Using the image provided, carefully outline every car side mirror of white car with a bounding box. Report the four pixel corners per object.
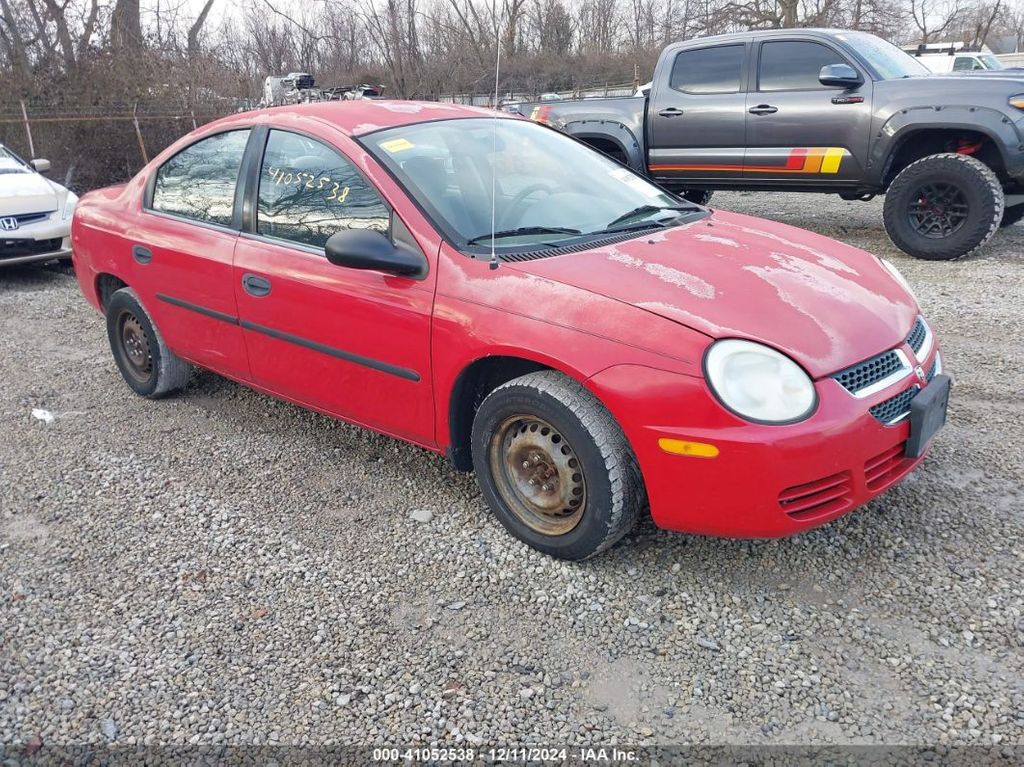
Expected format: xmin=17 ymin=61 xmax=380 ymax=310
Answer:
xmin=30 ymin=158 xmax=51 ymax=173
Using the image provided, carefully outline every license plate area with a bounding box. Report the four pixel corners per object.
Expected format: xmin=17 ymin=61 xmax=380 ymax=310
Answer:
xmin=905 ymin=374 xmax=951 ymax=458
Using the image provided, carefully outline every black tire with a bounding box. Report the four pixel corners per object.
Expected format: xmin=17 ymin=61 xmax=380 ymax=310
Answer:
xmin=470 ymin=371 xmax=644 ymax=560
xmin=1000 ymin=202 xmax=1024 ymax=228
xmin=106 ymin=287 xmax=191 ymax=398
xmin=681 ymin=189 xmax=714 ymax=206
xmin=882 ymin=153 xmax=1003 ymax=260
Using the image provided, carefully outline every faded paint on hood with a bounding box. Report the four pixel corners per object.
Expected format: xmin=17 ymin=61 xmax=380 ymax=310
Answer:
xmin=506 ymin=210 xmax=918 ymax=378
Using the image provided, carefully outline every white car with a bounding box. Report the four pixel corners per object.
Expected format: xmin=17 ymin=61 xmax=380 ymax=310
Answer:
xmin=0 ymin=144 xmax=76 ymax=267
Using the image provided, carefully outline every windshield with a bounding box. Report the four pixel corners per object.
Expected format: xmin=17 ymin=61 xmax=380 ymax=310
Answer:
xmin=836 ymin=32 xmax=929 ymax=79
xmin=979 ymin=54 xmax=1004 ymax=70
xmin=0 ymin=147 xmax=28 ymax=175
xmin=364 ymin=118 xmax=699 ymax=251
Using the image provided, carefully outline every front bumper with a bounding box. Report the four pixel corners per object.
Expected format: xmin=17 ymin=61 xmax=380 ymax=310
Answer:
xmin=1 ymin=216 xmax=72 ymax=266
xmin=587 ymin=339 xmax=943 ymax=538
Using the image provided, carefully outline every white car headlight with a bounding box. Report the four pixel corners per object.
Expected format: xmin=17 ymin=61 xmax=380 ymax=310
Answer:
xmin=704 ymin=339 xmax=817 ymax=424
xmin=880 ymin=258 xmax=917 ymax=303
xmin=62 ymin=192 xmax=78 ymax=220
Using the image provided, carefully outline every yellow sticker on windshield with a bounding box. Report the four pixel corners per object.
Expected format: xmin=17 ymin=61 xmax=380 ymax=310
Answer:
xmin=380 ymin=138 xmax=414 ymax=153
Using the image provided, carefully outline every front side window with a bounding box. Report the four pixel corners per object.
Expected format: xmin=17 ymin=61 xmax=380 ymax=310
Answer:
xmin=670 ymin=45 xmax=745 ymax=94
xmin=151 ymin=130 xmax=250 ymax=226
xmin=364 ymin=118 xmax=703 ymax=252
xmin=257 ymin=130 xmax=389 ymax=249
xmin=953 ymin=56 xmax=985 ymax=71
xmin=759 ymin=41 xmax=849 ymax=91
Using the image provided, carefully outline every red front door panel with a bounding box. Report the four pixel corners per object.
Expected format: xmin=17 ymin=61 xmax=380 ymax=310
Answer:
xmin=231 ymin=235 xmax=436 ymax=446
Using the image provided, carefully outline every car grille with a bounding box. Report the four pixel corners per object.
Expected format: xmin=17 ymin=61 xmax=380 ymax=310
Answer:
xmin=0 ymin=237 xmax=63 ymax=259
xmin=869 ymin=385 xmax=920 ymax=424
xmin=865 ymin=443 xmax=913 ymax=492
xmin=906 ymin=317 xmax=927 ymax=355
xmin=832 ymin=350 xmax=906 ymax=395
xmin=926 ymin=356 xmax=938 ymax=382
xmin=778 ymin=470 xmax=854 ymax=520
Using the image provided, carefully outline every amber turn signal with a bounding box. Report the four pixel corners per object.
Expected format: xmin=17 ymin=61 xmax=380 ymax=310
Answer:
xmin=658 ymin=438 xmax=720 ymax=458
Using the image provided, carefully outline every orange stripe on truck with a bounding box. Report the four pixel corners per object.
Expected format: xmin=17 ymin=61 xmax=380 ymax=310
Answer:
xmin=650 ymin=147 xmax=847 ymax=175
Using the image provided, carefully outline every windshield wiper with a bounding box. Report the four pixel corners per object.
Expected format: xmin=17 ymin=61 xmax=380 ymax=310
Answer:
xmin=466 ymin=226 xmax=581 ymax=246
xmin=604 ymin=204 xmax=695 ymax=232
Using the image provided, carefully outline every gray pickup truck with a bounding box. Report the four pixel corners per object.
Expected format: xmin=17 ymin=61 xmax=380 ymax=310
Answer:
xmin=524 ymin=28 xmax=1024 ymax=260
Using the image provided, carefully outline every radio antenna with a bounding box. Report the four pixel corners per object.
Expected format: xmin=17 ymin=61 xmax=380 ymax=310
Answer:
xmin=488 ymin=11 xmax=502 ymax=270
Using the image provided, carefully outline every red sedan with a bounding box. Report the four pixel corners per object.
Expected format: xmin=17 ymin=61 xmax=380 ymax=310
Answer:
xmin=72 ymin=102 xmax=950 ymax=560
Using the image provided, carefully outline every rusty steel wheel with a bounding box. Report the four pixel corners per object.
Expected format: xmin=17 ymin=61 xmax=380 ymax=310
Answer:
xmin=116 ymin=310 xmax=154 ymax=385
xmin=488 ymin=414 xmax=588 ymax=536
xmin=105 ymin=288 xmax=191 ymax=398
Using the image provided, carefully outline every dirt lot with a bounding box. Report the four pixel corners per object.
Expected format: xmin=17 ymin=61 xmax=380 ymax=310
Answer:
xmin=1 ymin=192 xmax=1022 ymax=750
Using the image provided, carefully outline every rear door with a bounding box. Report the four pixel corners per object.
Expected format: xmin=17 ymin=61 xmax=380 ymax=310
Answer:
xmin=139 ymin=129 xmax=252 ymax=380
xmin=231 ymin=128 xmax=436 ymax=445
xmin=744 ymin=38 xmax=872 ymax=186
xmin=647 ymin=41 xmax=750 ymax=185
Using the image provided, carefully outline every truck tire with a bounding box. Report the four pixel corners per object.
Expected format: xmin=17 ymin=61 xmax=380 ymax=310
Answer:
xmin=106 ymin=287 xmax=192 ymax=398
xmin=1000 ymin=203 xmax=1024 ymax=228
xmin=882 ymin=153 xmax=1003 ymax=260
xmin=681 ymin=190 xmax=714 ymax=206
xmin=470 ymin=371 xmax=644 ymax=560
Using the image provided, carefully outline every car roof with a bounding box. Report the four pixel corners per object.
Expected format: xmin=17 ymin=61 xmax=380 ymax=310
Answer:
xmin=671 ymin=27 xmax=860 ymax=47
xmin=206 ymin=100 xmax=508 ymax=138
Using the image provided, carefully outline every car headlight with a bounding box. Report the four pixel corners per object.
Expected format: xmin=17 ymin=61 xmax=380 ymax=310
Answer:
xmin=704 ymin=339 xmax=817 ymax=424
xmin=880 ymin=257 xmax=917 ymax=303
xmin=62 ymin=192 xmax=78 ymax=220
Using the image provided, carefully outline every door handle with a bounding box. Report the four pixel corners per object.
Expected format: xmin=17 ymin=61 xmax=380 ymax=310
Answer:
xmin=242 ymin=273 xmax=272 ymax=297
xmin=748 ymin=104 xmax=778 ymax=115
xmin=131 ymin=244 xmax=152 ymax=264
xmin=658 ymin=107 xmax=684 ymax=117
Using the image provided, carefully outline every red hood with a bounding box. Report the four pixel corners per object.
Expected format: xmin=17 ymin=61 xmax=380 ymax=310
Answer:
xmin=508 ymin=210 xmax=918 ymax=378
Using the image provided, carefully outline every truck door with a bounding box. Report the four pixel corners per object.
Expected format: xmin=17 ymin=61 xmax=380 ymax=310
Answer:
xmin=647 ymin=41 xmax=750 ymax=187
xmin=744 ymin=38 xmax=872 ymax=187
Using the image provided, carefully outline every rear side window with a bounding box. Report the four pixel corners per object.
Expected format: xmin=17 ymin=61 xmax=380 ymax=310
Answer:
xmin=670 ymin=45 xmax=745 ymax=94
xmin=151 ymin=130 xmax=250 ymax=226
xmin=256 ymin=130 xmax=390 ymax=250
xmin=759 ymin=41 xmax=849 ymax=91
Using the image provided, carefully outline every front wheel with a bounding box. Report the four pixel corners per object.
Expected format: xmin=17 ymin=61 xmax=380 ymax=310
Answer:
xmin=882 ymin=153 xmax=1003 ymax=260
xmin=470 ymin=371 xmax=644 ymax=560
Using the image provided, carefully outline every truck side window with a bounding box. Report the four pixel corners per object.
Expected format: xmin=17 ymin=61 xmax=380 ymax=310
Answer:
xmin=759 ymin=41 xmax=849 ymax=91
xmin=256 ymin=130 xmax=390 ymax=250
xmin=953 ymin=56 xmax=980 ymax=71
xmin=669 ymin=45 xmax=744 ymax=94
xmin=151 ymin=129 xmax=251 ymax=226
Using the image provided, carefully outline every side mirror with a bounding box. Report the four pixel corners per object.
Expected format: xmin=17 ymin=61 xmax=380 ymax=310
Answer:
xmin=30 ymin=158 xmax=51 ymax=173
xmin=324 ymin=228 xmax=426 ymax=278
xmin=819 ymin=64 xmax=863 ymax=89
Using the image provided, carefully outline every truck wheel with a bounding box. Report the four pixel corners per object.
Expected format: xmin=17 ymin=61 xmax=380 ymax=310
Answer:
xmin=106 ymin=287 xmax=192 ymax=398
xmin=1000 ymin=203 xmax=1024 ymax=228
xmin=883 ymin=153 xmax=1003 ymax=260
xmin=470 ymin=371 xmax=644 ymax=560
xmin=681 ymin=190 xmax=714 ymax=206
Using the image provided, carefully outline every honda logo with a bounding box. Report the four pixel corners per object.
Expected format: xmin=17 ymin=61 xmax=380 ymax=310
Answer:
xmin=0 ymin=217 xmax=18 ymax=231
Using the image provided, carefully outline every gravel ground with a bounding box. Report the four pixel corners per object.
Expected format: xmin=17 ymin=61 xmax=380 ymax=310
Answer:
xmin=1 ymin=192 xmax=1022 ymax=751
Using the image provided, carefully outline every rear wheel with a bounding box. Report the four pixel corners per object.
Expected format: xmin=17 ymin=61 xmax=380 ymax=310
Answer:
xmin=680 ymin=189 xmax=714 ymax=206
xmin=882 ymin=153 xmax=1003 ymax=260
xmin=470 ymin=371 xmax=644 ymax=560
xmin=106 ymin=288 xmax=191 ymax=398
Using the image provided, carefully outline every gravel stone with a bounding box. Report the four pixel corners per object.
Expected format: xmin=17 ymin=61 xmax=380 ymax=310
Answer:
xmin=0 ymin=193 xmax=1022 ymax=747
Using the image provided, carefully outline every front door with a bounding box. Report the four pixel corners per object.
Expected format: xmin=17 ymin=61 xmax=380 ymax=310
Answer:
xmin=647 ymin=41 xmax=750 ymax=187
xmin=743 ymin=39 xmax=873 ymax=186
xmin=231 ymin=128 xmax=436 ymax=446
